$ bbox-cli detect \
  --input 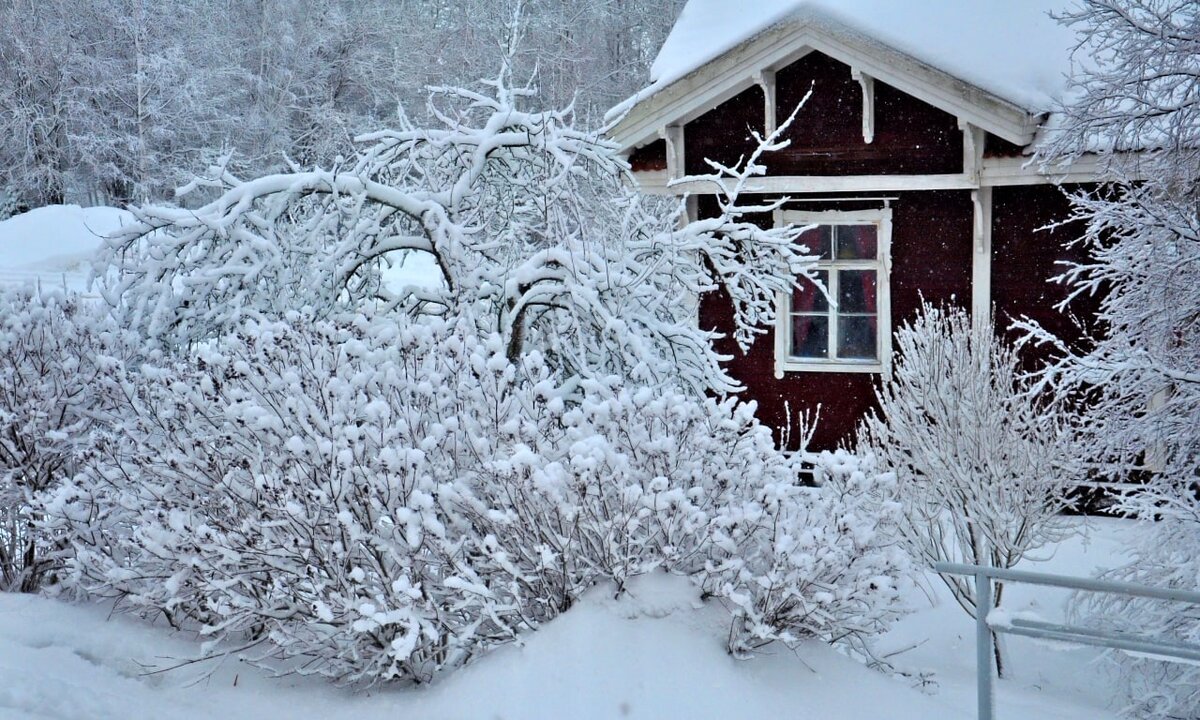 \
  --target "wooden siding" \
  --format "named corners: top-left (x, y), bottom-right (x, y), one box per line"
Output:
top-left (771, 52), bottom-right (963, 176)
top-left (673, 53), bottom-right (1092, 453)
top-left (698, 191), bottom-right (973, 450)
top-left (991, 184), bottom-right (1098, 356)
top-left (684, 85), bottom-right (765, 175)
top-left (628, 139), bottom-right (668, 172)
